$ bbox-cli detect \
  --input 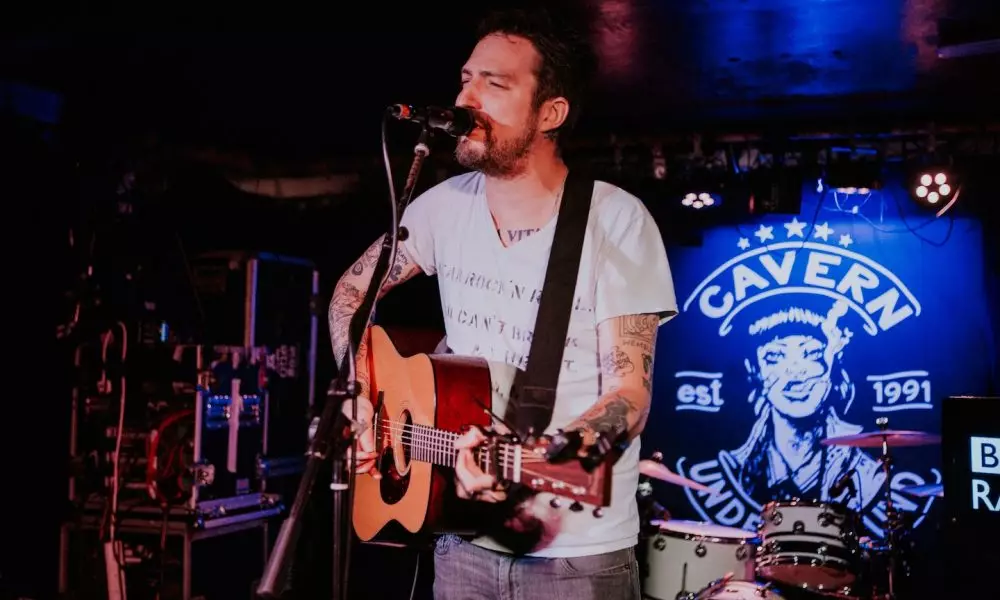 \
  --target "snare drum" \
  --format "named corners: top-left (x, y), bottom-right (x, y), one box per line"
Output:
top-left (696, 580), bottom-right (786, 599)
top-left (755, 500), bottom-right (859, 595)
top-left (643, 520), bottom-right (758, 600)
